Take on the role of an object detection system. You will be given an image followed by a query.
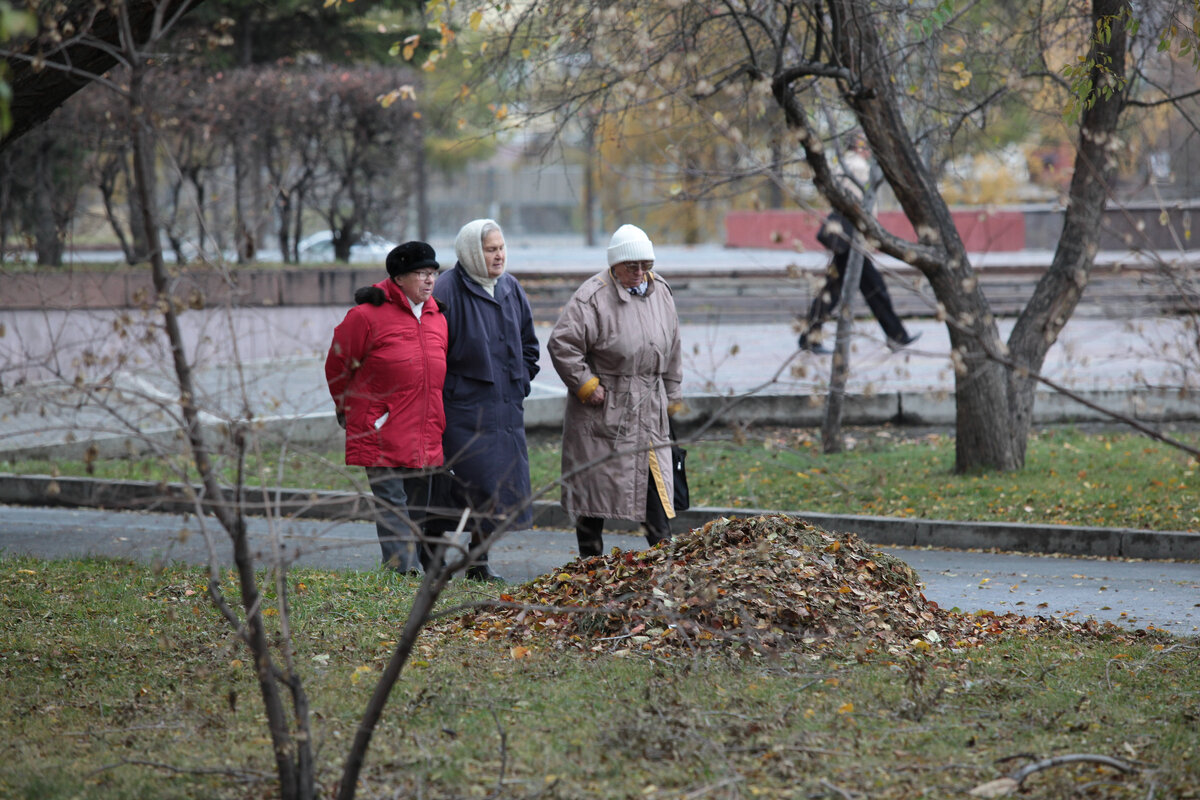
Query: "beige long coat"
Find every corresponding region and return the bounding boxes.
[548,269,683,522]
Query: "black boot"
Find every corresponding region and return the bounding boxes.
[419,530,447,577]
[465,564,505,582]
[575,516,604,558]
[464,548,505,583]
[799,332,831,355]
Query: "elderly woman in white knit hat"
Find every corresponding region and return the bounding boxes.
[548,223,684,558]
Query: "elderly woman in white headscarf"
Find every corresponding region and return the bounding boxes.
[431,218,541,581]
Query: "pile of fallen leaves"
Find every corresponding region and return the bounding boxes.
[436,515,1121,658]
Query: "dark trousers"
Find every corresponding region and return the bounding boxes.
[804,251,908,342]
[365,468,444,573]
[575,473,672,558]
[430,473,498,576]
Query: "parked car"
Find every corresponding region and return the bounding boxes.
[296,230,398,263]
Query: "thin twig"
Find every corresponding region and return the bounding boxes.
[1009,753,1136,786]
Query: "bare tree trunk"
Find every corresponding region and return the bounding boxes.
[820,247,862,453]
[127,155,151,263]
[336,572,451,800]
[831,0,1018,472]
[1006,0,1127,464]
[416,115,430,242]
[583,118,597,247]
[127,54,313,800]
[32,137,64,267]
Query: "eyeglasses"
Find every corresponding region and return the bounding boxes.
[408,269,438,281]
[618,261,653,274]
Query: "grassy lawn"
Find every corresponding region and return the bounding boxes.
[1,555,1195,800]
[7,426,1198,531]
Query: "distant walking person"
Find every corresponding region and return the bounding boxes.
[326,241,448,573]
[799,140,920,354]
[548,223,683,558]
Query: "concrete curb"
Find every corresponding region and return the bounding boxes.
[4,473,1196,562]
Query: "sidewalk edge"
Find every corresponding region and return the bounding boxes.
[3,473,1196,562]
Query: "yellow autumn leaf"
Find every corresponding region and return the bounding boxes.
[510,646,530,660]
[836,702,854,714]
[469,10,483,30]
[402,34,420,61]
[350,665,373,685]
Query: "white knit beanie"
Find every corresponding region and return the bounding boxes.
[606,224,655,267]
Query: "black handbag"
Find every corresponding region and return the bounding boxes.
[668,420,690,511]
[671,444,690,511]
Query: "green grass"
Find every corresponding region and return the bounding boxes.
[0,556,1195,799]
[7,426,1198,531]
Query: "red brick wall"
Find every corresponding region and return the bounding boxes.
[725,208,1027,252]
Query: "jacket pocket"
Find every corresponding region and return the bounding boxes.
[586,389,628,440]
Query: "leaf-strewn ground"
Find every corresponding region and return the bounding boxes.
[5,512,1195,799]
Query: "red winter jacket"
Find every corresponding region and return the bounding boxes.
[325,278,448,468]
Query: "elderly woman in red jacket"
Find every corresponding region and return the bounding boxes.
[325,241,448,574]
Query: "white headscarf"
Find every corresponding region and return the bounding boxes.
[454,218,503,296]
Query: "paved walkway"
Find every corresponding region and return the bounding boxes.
[1,305,1195,456]
[1,303,1198,570]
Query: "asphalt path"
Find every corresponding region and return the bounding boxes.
[3,504,1197,636]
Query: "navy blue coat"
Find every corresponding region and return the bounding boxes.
[433,265,541,534]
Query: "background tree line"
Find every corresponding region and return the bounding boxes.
[1,62,427,266]
[0,0,507,267]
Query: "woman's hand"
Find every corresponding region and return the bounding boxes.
[587,384,606,406]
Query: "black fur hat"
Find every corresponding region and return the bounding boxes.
[385,241,440,277]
